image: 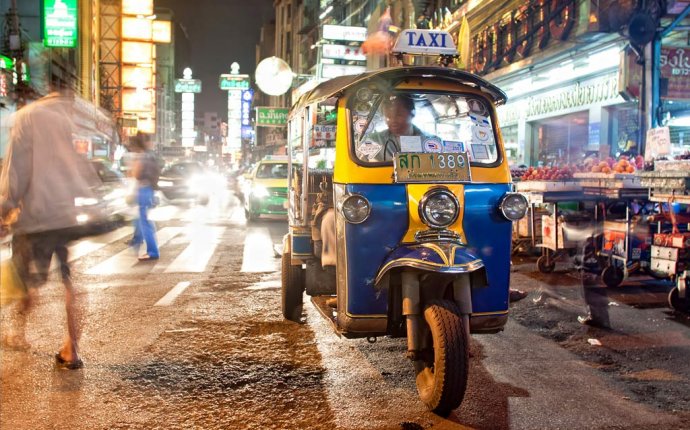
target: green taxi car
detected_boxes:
[243,157,289,220]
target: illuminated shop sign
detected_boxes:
[43,0,78,48]
[321,44,366,61]
[660,48,690,100]
[322,25,367,42]
[471,0,576,74]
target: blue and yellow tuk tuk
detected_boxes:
[281,29,527,415]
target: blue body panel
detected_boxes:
[292,234,312,257]
[344,184,408,315]
[462,184,513,312]
[343,183,512,317]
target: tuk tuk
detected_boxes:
[281,29,528,415]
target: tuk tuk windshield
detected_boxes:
[352,92,499,165]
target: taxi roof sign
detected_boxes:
[392,29,457,56]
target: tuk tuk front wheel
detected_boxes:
[281,250,305,323]
[413,299,468,416]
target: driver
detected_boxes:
[363,94,434,162]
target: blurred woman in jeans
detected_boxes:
[130,133,160,261]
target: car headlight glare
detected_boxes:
[499,192,528,221]
[158,180,174,188]
[419,188,459,229]
[341,194,371,224]
[252,185,269,198]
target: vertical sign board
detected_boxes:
[43,0,78,48]
[241,89,254,140]
[227,90,243,150]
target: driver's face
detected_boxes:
[383,100,413,136]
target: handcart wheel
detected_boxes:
[602,265,624,288]
[281,249,305,323]
[536,255,555,273]
[668,287,690,313]
[413,300,468,417]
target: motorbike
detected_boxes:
[280,29,528,415]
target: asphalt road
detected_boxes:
[1,190,689,429]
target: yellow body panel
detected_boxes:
[333,80,511,185]
[403,184,467,243]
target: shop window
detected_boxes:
[533,111,588,165]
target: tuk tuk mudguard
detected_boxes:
[335,183,512,335]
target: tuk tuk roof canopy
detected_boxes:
[290,67,507,117]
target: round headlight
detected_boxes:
[341,194,371,224]
[419,188,460,229]
[499,193,528,221]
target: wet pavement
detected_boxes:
[2,193,690,429]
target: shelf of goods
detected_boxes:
[639,163,690,204]
[573,172,648,199]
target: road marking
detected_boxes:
[154,281,191,306]
[1,226,134,264]
[240,227,278,273]
[85,227,182,275]
[162,226,225,273]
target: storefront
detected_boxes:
[444,0,642,166]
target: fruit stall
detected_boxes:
[572,155,654,287]
[515,165,594,273]
[639,158,690,312]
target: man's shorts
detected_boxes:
[12,228,75,288]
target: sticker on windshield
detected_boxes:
[423,138,443,153]
[471,144,490,160]
[469,113,490,126]
[443,141,465,153]
[355,102,371,115]
[472,125,491,143]
[467,99,488,116]
[358,140,382,158]
[354,118,368,135]
[400,136,422,152]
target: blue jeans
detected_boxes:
[131,186,159,258]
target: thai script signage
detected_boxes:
[660,48,690,100]
[498,74,621,124]
[256,107,289,127]
[43,0,78,48]
[527,76,619,118]
[471,0,576,74]
[321,44,366,61]
[174,79,202,93]
[322,25,367,42]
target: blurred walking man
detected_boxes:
[0,90,101,369]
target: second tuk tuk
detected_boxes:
[280,29,527,416]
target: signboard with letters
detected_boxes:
[393,29,458,56]
[660,48,690,100]
[645,127,672,161]
[320,64,366,79]
[321,44,366,61]
[256,107,289,127]
[220,74,250,90]
[174,79,201,93]
[322,25,367,42]
[43,0,78,48]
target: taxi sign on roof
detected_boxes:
[392,29,457,56]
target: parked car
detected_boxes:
[157,161,218,205]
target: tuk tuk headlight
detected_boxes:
[499,193,528,221]
[341,194,371,224]
[419,189,459,229]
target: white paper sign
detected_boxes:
[400,136,422,152]
[645,127,671,161]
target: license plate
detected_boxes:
[394,152,471,183]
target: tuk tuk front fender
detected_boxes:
[375,242,484,285]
